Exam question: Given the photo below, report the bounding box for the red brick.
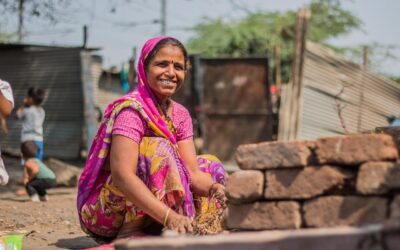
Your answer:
[316,134,398,165]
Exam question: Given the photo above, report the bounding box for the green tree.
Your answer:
[186,0,363,81]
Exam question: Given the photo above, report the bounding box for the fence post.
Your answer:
[287,8,311,140]
[356,46,369,132]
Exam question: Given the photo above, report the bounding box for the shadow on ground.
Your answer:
[54,236,98,249]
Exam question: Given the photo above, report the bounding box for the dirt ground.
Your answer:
[0,155,99,250]
[0,186,99,250]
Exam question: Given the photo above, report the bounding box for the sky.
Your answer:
[2,0,400,76]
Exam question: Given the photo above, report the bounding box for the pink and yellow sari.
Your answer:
[77,36,226,240]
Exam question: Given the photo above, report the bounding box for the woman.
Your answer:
[77,36,227,241]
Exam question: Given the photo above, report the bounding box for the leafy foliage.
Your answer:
[188,0,361,57]
[186,0,363,81]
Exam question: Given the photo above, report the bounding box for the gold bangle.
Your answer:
[163,208,171,227]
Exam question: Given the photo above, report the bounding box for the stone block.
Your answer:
[226,201,301,230]
[304,196,387,227]
[356,162,400,194]
[226,170,264,203]
[235,141,312,170]
[376,126,400,151]
[265,166,354,199]
[390,195,400,219]
[316,134,398,165]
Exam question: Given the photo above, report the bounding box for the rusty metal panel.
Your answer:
[205,114,272,162]
[200,58,272,162]
[201,58,270,113]
[0,47,84,159]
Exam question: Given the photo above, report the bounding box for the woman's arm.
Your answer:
[110,135,193,233]
[177,139,225,198]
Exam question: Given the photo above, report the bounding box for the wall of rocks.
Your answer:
[225,134,400,230]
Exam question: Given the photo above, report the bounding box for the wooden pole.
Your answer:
[363,46,369,69]
[288,8,311,140]
[356,46,369,132]
[83,25,88,48]
[161,0,166,35]
[17,0,24,42]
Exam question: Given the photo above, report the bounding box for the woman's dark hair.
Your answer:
[27,86,46,105]
[144,38,188,72]
[21,141,37,159]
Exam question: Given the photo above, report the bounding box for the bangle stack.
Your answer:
[163,208,171,227]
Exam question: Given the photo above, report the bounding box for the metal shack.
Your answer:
[279,41,400,141]
[0,43,101,160]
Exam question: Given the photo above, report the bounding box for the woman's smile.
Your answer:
[158,79,177,88]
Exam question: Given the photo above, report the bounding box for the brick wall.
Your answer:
[226,134,400,230]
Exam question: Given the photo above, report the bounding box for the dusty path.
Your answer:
[0,186,98,250]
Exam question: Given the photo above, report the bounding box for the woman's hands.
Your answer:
[165,210,193,234]
[209,183,226,205]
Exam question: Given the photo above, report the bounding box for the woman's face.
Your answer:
[146,44,185,101]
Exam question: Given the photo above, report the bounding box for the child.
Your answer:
[15,86,46,160]
[0,79,14,186]
[21,141,56,202]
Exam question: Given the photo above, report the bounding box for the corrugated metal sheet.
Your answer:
[297,41,400,140]
[0,47,85,159]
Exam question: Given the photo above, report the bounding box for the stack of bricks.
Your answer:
[225,134,400,230]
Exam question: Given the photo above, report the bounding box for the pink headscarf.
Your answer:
[77,36,186,212]
[135,36,177,144]
[103,36,178,144]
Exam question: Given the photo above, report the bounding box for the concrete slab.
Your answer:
[115,224,400,250]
